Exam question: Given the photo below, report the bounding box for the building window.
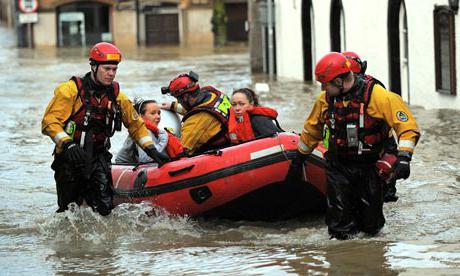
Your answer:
[434,6,456,95]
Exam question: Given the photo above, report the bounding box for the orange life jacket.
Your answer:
[228,106,278,144]
[144,120,184,159]
[70,74,121,153]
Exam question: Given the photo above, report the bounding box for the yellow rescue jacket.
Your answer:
[42,77,154,154]
[298,84,420,155]
[180,92,227,154]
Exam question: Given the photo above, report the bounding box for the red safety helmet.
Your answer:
[89,42,122,65]
[342,51,367,74]
[162,71,200,98]
[315,52,351,83]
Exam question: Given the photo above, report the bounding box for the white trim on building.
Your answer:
[275,0,460,110]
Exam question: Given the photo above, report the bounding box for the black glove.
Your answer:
[285,151,307,184]
[62,140,88,167]
[144,144,171,166]
[393,151,411,180]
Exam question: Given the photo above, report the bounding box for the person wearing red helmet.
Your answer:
[42,42,168,216]
[286,52,420,239]
[341,51,367,75]
[161,71,231,155]
[342,51,400,203]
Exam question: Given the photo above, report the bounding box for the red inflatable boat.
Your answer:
[112,132,327,221]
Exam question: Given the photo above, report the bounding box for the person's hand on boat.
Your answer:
[62,140,88,168]
[144,144,171,166]
[285,151,307,184]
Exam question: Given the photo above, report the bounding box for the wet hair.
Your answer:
[232,88,259,106]
[133,98,157,115]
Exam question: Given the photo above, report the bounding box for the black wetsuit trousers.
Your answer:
[325,159,385,239]
[52,152,113,216]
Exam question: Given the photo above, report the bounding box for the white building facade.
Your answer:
[274,0,460,110]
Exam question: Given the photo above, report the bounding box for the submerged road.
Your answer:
[0,25,459,275]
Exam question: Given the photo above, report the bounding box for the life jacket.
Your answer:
[144,120,184,159]
[69,74,122,154]
[324,77,389,157]
[228,106,278,144]
[181,86,231,148]
[364,74,385,89]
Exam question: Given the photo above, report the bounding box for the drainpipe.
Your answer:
[135,0,140,46]
[267,0,274,76]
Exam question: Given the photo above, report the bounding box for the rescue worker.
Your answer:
[116,98,183,163]
[342,51,399,202]
[160,71,231,155]
[229,88,283,144]
[42,42,169,216]
[287,52,420,239]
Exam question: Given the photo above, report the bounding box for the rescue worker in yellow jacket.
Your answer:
[342,51,400,202]
[287,52,420,239]
[160,71,231,155]
[42,42,169,216]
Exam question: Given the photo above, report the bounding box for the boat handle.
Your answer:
[168,165,195,176]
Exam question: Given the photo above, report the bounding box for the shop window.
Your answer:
[434,6,456,95]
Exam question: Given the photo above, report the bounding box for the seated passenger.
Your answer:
[229,88,283,144]
[115,99,183,164]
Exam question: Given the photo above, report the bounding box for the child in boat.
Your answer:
[116,98,183,164]
[228,88,283,144]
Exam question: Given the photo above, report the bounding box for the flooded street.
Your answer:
[1,24,460,275]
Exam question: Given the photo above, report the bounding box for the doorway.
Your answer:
[302,0,314,81]
[57,2,110,47]
[388,0,410,99]
[330,0,345,52]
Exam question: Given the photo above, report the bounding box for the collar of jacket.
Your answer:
[83,72,110,97]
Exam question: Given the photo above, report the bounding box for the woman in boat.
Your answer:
[228,88,283,144]
[115,99,183,164]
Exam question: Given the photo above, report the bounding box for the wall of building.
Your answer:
[274,0,460,109]
[403,0,459,109]
[274,0,303,79]
[182,7,213,46]
[0,0,15,27]
[113,9,137,47]
[34,12,57,47]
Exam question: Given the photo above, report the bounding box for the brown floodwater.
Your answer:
[0,25,459,275]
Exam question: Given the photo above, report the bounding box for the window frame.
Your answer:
[434,6,457,95]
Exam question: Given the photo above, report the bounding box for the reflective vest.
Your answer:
[182,86,231,148]
[228,106,278,144]
[69,75,122,153]
[325,78,388,156]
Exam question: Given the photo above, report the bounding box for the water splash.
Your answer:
[37,202,202,244]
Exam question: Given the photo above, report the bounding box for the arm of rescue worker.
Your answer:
[116,91,154,149]
[286,92,327,183]
[161,101,186,115]
[298,91,328,155]
[366,85,421,154]
[136,129,169,163]
[180,112,222,155]
[41,80,81,153]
